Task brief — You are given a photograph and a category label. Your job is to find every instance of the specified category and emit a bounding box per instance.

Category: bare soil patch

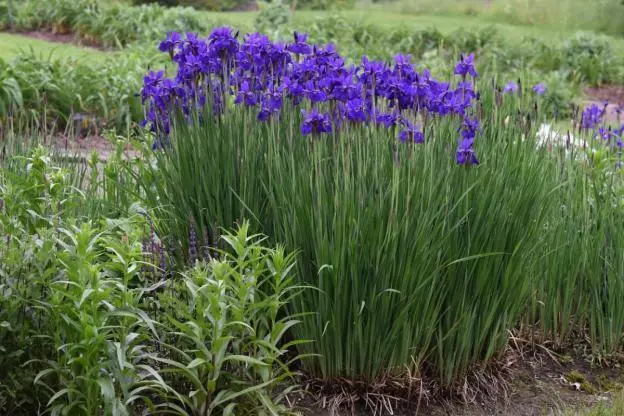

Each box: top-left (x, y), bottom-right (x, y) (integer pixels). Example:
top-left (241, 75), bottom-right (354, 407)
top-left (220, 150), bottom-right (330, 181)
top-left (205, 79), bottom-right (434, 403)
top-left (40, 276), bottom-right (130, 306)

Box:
top-left (17, 30), bottom-right (77, 45)
top-left (585, 85), bottom-right (624, 104)
top-left (6, 29), bottom-right (108, 51)
top-left (292, 349), bottom-right (623, 415)
top-left (50, 134), bottom-right (139, 161)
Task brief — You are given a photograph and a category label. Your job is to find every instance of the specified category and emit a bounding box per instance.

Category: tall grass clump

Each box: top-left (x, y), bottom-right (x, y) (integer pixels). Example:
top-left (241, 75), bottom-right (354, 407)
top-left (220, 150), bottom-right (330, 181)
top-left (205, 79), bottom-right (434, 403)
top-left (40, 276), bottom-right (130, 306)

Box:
top-left (525, 120), bottom-right (624, 354)
top-left (132, 27), bottom-right (624, 392)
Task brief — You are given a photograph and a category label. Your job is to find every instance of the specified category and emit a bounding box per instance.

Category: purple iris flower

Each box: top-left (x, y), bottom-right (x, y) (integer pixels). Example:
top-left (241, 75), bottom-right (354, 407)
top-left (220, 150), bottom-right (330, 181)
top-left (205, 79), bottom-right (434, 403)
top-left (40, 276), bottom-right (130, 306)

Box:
top-left (532, 83), bottom-right (547, 95)
top-left (454, 53), bottom-right (478, 79)
top-left (375, 112), bottom-right (400, 128)
top-left (257, 106), bottom-right (271, 122)
top-left (141, 70), bottom-right (164, 102)
top-left (581, 103), bottom-right (604, 129)
top-left (455, 116), bottom-right (479, 166)
top-left (288, 32), bottom-right (312, 55)
top-left (503, 81), bottom-right (518, 94)
top-left (345, 98), bottom-right (368, 123)
top-left (304, 80), bottom-right (328, 103)
top-left (598, 126), bottom-right (613, 142)
top-left (460, 116), bottom-right (480, 140)
top-left (235, 80), bottom-right (258, 106)
top-left (159, 31), bottom-right (182, 57)
top-left (301, 109), bottom-right (332, 136)
top-left (398, 120), bottom-right (424, 143)
top-left (209, 26), bottom-right (239, 61)
top-left (456, 139), bottom-right (479, 166)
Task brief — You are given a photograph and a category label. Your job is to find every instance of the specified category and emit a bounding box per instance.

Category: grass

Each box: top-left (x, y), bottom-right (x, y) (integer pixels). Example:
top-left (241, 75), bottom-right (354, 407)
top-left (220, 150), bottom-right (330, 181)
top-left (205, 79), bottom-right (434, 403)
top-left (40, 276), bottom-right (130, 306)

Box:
top-left (202, 9), bottom-right (590, 40)
top-left (571, 391), bottom-right (624, 415)
top-left (0, 33), bottom-right (107, 61)
top-left (2, 2), bottom-right (624, 64)
top-left (5, 5), bottom-right (623, 59)
top-left (356, 0), bottom-right (624, 37)
top-left (202, 5), bottom-right (624, 47)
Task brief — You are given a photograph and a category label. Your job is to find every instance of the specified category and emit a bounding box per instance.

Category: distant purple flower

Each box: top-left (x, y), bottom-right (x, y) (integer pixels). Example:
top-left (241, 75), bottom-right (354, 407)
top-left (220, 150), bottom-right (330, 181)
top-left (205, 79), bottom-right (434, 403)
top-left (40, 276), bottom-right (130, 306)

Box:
top-left (454, 53), bottom-right (478, 79)
top-left (582, 103), bottom-right (603, 129)
top-left (301, 109), bottom-right (332, 136)
top-left (503, 81), bottom-right (518, 94)
top-left (598, 126), bottom-right (613, 142)
top-left (532, 83), bottom-right (547, 95)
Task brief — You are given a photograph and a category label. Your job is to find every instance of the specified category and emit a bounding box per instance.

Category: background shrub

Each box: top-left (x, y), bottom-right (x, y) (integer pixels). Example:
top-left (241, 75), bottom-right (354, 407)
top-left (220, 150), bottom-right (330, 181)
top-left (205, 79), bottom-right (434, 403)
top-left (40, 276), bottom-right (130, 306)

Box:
top-left (131, 0), bottom-right (255, 11)
top-left (254, 1), bottom-right (291, 38)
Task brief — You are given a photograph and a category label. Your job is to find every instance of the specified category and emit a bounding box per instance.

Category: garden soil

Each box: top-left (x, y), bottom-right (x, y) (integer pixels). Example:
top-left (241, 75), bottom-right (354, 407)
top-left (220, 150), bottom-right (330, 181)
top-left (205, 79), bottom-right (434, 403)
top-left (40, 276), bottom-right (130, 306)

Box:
top-left (294, 350), bottom-right (623, 415)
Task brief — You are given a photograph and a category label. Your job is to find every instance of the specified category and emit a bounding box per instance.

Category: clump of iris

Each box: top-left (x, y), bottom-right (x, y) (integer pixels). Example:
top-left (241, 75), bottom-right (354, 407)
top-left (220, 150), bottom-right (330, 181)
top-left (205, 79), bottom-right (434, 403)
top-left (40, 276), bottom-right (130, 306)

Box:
top-left (141, 28), bottom-right (481, 166)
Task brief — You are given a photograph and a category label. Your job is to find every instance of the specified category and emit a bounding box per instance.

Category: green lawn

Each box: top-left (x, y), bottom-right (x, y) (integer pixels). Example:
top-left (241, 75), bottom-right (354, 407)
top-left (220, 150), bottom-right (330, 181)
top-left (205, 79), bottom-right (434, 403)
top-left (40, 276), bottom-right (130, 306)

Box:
top-left (197, 8), bottom-right (624, 49)
top-left (1, 5), bottom-right (623, 62)
top-left (203, 9), bottom-right (574, 39)
top-left (0, 33), bottom-right (107, 61)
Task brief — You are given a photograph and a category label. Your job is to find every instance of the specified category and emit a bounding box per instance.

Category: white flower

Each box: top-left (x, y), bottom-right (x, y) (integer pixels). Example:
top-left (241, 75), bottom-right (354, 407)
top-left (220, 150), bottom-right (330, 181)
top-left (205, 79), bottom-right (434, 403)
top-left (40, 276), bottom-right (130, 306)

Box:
top-left (535, 123), bottom-right (586, 149)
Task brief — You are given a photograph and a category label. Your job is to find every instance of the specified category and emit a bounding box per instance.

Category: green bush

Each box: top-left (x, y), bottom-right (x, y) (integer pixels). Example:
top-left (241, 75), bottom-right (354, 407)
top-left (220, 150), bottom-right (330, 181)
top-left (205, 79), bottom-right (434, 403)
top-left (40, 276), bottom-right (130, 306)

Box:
top-left (0, 61), bottom-right (22, 118)
top-left (254, 1), bottom-right (291, 38)
top-left (154, 223), bottom-right (304, 414)
top-left (3, 50), bottom-right (156, 131)
top-left (0, 147), bottom-right (304, 414)
top-left (561, 31), bottom-right (620, 85)
top-left (294, 0), bottom-right (355, 9)
top-left (131, 0), bottom-right (254, 11)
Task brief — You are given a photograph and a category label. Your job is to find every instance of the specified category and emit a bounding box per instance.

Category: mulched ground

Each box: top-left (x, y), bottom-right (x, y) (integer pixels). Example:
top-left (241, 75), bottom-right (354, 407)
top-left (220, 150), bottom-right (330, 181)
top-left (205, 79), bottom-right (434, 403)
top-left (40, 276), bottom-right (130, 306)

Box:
top-left (51, 134), bottom-right (139, 161)
top-left (6, 29), bottom-right (110, 50)
top-left (293, 346), bottom-right (623, 415)
top-left (17, 30), bottom-right (77, 45)
top-left (585, 85), bottom-right (624, 104)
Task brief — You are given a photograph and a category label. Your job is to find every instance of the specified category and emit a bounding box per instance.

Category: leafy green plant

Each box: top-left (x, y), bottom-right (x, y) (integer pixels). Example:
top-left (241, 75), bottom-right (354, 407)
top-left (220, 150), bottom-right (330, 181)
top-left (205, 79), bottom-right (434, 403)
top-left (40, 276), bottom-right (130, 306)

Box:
top-left (0, 144), bottom-right (308, 413)
top-left (4, 49), bottom-right (158, 131)
top-left (561, 31), bottom-right (621, 85)
top-left (255, 1), bottom-right (291, 39)
top-left (0, 59), bottom-right (23, 118)
top-left (131, 0), bottom-right (252, 11)
top-left (153, 222), bottom-right (304, 415)
top-left (33, 220), bottom-right (166, 415)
